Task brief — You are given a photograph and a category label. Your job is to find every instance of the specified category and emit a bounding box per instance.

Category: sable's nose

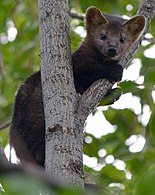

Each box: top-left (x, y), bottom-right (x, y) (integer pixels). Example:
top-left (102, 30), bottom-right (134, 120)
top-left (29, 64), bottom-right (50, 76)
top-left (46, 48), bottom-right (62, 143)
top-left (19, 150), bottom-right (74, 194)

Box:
top-left (108, 47), bottom-right (117, 56)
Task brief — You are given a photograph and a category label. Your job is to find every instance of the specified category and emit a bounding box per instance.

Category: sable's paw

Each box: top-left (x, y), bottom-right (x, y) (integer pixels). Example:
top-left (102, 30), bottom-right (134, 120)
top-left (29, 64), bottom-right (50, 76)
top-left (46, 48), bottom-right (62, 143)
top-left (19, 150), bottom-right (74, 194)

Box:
top-left (103, 63), bottom-right (123, 82)
top-left (112, 64), bottom-right (123, 82)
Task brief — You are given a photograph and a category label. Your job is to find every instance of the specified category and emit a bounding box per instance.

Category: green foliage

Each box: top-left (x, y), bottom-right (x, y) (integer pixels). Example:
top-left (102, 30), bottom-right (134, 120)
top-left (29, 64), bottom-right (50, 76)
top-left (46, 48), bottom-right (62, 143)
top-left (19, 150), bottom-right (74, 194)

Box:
top-left (0, 0), bottom-right (155, 194)
top-left (0, 173), bottom-right (85, 195)
top-left (1, 173), bottom-right (50, 195)
top-left (136, 171), bottom-right (155, 195)
top-left (0, 128), bottom-right (9, 148)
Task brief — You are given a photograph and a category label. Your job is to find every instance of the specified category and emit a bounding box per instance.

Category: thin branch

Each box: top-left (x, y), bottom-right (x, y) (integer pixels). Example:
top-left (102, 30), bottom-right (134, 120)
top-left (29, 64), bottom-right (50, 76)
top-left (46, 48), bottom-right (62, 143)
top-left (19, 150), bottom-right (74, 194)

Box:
top-left (78, 0), bottom-right (155, 122)
top-left (143, 37), bottom-right (155, 44)
top-left (0, 121), bottom-right (11, 131)
top-left (69, 12), bottom-right (84, 21)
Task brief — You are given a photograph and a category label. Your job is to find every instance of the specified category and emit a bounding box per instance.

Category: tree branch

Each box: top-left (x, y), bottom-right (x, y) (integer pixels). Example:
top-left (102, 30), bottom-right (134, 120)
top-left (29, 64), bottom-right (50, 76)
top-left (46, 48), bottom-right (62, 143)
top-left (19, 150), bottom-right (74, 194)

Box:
top-left (143, 37), bottom-right (155, 44)
top-left (77, 80), bottom-right (113, 121)
top-left (69, 12), bottom-right (84, 21)
top-left (0, 120), bottom-right (11, 131)
top-left (78, 0), bottom-right (155, 122)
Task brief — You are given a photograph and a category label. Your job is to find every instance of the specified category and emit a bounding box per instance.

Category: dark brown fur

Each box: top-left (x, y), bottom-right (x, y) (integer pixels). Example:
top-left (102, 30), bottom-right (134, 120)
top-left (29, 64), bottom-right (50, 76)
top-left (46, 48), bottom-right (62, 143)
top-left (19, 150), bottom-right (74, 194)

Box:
top-left (10, 7), bottom-right (145, 166)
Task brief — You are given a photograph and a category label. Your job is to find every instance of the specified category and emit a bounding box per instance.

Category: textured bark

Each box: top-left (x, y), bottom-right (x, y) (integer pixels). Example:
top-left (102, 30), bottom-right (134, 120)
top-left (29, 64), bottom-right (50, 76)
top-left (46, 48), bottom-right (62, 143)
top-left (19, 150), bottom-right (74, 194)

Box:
top-left (38, 0), bottom-right (84, 187)
top-left (78, 0), bottom-right (155, 122)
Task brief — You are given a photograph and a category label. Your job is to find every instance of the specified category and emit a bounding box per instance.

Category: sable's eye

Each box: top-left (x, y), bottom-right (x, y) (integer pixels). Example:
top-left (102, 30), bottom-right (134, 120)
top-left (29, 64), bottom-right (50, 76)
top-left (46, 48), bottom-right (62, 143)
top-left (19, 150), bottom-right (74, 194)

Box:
top-left (120, 37), bottom-right (126, 43)
top-left (100, 33), bottom-right (107, 40)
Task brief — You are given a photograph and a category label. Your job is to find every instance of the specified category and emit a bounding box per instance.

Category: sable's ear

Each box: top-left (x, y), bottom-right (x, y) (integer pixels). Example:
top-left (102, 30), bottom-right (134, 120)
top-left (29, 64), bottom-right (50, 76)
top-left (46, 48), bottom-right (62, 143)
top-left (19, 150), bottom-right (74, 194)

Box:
top-left (123, 15), bottom-right (146, 42)
top-left (85, 6), bottom-right (108, 32)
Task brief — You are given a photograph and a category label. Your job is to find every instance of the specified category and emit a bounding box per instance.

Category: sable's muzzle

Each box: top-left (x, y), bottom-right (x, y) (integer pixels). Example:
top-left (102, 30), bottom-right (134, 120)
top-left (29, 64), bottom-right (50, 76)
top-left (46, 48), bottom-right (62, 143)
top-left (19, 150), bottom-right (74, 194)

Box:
top-left (108, 47), bottom-right (117, 57)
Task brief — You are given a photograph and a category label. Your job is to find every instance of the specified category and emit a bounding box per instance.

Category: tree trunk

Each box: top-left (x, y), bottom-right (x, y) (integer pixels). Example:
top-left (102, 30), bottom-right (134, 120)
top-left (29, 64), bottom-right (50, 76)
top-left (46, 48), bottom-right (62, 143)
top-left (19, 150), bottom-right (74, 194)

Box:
top-left (38, 0), bottom-right (154, 189)
top-left (38, 0), bottom-right (84, 187)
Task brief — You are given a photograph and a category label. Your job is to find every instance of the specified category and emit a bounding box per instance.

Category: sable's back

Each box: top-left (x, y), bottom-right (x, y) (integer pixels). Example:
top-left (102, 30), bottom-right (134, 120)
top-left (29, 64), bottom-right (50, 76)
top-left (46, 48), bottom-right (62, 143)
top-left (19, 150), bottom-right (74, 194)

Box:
top-left (10, 71), bottom-right (45, 165)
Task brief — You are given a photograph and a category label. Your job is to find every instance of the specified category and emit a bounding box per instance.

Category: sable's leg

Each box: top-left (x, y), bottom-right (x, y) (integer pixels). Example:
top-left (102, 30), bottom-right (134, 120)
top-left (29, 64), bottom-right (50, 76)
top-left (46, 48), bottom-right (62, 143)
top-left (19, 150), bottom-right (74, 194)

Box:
top-left (101, 62), bottom-right (123, 82)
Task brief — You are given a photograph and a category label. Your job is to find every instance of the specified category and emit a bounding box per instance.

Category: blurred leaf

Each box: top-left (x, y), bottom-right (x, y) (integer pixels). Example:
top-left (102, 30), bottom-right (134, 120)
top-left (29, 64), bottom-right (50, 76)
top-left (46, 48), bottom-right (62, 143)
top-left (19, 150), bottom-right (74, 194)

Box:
top-left (147, 111), bottom-right (155, 139)
top-left (100, 165), bottom-right (125, 182)
top-left (136, 169), bottom-right (155, 195)
top-left (145, 65), bottom-right (155, 84)
top-left (119, 81), bottom-right (138, 94)
top-left (1, 173), bottom-right (51, 195)
top-left (0, 128), bottom-right (9, 148)
top-left (100, 87), bottom-right (122, 106)
top-left (103, 108), bottom-right (141, 136)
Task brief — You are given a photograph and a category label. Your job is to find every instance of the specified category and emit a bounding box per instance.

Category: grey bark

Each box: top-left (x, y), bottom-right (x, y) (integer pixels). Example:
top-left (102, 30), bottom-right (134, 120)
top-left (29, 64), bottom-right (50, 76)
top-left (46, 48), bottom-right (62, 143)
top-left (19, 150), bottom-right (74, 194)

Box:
top-left (38, 0), bottom-right (155, 188)
top-left (38, 0), bottom-right (84, 187)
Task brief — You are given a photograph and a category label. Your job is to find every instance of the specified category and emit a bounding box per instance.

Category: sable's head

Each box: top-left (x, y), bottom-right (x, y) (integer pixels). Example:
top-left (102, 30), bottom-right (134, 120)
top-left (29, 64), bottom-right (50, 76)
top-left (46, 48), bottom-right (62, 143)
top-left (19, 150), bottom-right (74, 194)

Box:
top-left (85, 6), bottom-right (146, 61)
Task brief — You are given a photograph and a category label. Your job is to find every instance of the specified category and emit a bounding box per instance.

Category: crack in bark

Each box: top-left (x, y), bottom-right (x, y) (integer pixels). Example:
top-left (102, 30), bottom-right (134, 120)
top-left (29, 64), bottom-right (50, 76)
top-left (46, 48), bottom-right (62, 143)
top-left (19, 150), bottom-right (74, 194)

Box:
top-left (69, 160), bottom-right (84, 178)
top-left (47, 124), bottom-right (63, 133)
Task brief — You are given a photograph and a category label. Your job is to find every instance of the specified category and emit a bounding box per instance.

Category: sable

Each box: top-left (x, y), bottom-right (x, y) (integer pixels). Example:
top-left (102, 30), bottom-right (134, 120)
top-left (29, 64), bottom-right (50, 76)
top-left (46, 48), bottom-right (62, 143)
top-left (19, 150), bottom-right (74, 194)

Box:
top-left (10, 7), bottom-right (145, 166)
